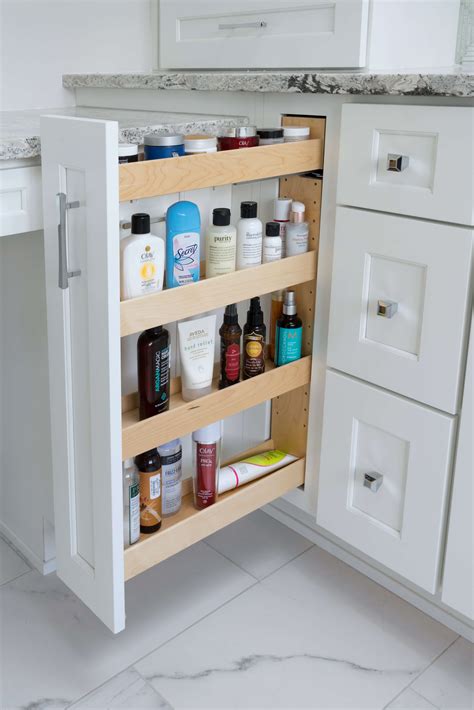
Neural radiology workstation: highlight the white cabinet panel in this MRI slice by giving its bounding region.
[41,116,124,633]
[317,371,455,593]
[337,105,474,226]
[327,208,472,414]
[442,313,474,620]
[0,166,42,236]
[159,0,369,69]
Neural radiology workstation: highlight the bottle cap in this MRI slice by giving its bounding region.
[219,126,257,138]
[118,143,138,157]
[213,207,231,226]
[283,126,310,138]
[240,201,258,219]
[265,221,280,237]
[283,289,297,316]
[257,128,284,139]
[144,133,184,146]
[166,200,201,231]
[274,198,292,221]
[192,421,222,444]
[131,213,150,234]
[123,458,135,468]
[223,303,239,324]
[157,439,181,455]
[290,201,306,223]
[247,296,264,326]
[184,134,217,153]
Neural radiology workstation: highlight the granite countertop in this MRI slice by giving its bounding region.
[63,68,474,98]
[0,106,248,160]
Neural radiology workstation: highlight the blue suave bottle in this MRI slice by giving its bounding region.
[165,201,201,288]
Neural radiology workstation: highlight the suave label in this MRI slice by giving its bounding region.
[172,232,200,286]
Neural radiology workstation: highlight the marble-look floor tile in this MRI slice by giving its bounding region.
[205,510,313,579]
[386,688,439,709]
[70,669,172,709]
[0,542,254,710]
[411,638,473,709]
[137,546,455,709]
[0,536,30,585]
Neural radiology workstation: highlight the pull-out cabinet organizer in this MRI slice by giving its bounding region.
[41,115,324,632]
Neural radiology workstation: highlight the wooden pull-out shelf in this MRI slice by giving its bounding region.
[124,456,305,580]
[122,356,311,460]
[121,251,317,337]
[119,139,322,201]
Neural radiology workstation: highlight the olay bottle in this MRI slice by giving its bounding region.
[137,325,170,419]
[219,304,242,389]
[192,422,222,510]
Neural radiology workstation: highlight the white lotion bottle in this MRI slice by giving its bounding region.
[262,221,282,263]
[206,207,237,278]
[236,201,263,270]
[120,213,165,300]
[286,201,309,256]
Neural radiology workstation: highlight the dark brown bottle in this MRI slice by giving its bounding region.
[137,325,170,419]
[135,449,162,534]
[219,304,242,389]
[243,297,266,379]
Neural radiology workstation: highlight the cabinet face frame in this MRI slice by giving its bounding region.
[41,114,323,632]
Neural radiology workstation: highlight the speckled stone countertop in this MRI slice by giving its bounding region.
[0,107,248,160]
[63,68,474,98]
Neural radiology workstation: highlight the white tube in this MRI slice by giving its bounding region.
[218,449,297,493]
[178,315,216,402]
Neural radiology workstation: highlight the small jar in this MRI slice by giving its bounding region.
[283,126,310,143]
[192,422,222,510]
[158,439,182,517]
[218,126,258,151]
[184,134,217,155]
[144,134,184,160]
[257,128,284,145]
[118,143,139,164]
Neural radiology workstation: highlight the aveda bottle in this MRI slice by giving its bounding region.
[120,213,165,300]
[137,325,170,419]
[219,304,242,388]
[236,201,262,270]
[243,297,266,379]
[275,290,303,367]
[206,208,237,278]
[286,202,309,256]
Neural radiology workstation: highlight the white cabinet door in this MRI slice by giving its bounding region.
[442,312,474,620]
[0,166,43,236]
[41,116,124,632]
[159,0,369,69]
[317,371,455,593]
[327,207,472,414]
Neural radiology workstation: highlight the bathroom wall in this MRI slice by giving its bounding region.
[0,0,154,110]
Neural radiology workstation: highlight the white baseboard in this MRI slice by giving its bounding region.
[0,519,56,576]
[264,502,474,643]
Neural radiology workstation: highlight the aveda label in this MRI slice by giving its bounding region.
[172,232,199,286]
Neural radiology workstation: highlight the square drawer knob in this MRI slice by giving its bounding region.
[377,299,398,318]
[387,153,409,172]
[363,471,384,492]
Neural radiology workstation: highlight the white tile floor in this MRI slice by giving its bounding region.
[0,512,472,710]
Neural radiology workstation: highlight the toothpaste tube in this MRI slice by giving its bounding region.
[218,450,297,494]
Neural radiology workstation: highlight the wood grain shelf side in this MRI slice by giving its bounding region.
[124,457,305,580]
[121,251,317,337]
[122,356,311,460]
[119,139,322,201]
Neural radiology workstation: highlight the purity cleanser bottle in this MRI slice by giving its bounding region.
[166,201,201,288]
[206,208,237,278]
[120,213,165,300]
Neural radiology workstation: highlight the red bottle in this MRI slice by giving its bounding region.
[192,422,222,510]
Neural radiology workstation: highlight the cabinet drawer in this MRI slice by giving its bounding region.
[337,105,474,226]
[317,371,455,593]
[159,0,369,69]
[0,166,42,236]
[327,208,472,414]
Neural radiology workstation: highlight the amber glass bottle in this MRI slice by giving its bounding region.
[219,304,242,388]
[135,448,162,534]
[137,325,170,419]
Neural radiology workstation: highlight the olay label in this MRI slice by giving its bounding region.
[195,442,217,509]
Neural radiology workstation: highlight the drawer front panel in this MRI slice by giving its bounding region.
[327,208,472,414]
[0,166,42,236]
[317,371,455,593]
[337,104,474,226]
[160,0,368,69]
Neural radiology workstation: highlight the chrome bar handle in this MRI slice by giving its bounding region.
[218,21,267,30]
[57,192,81,290]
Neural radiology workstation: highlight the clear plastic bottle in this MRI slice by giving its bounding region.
[158,439,183,516]
[286,202,309,256]
[123,458,140,548]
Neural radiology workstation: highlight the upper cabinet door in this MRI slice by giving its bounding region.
[41,116,124,633]
[159,0,369,69]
